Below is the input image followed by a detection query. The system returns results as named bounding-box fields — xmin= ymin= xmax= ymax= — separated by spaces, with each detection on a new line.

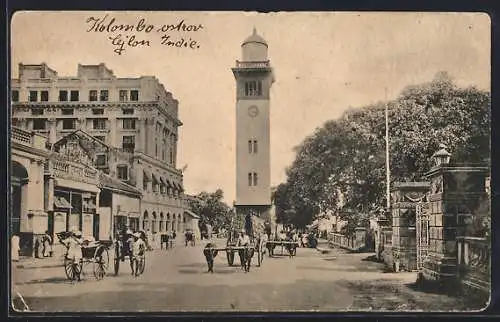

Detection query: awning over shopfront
xmin=54 ymin=196 xmax=72 ymax=209
xmin=99 ymin=172 xmax=142 ymax=198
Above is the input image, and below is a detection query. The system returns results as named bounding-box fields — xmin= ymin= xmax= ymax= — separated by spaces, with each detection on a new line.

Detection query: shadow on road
xmin=16 ymin=264 xmax=63 ymax=270
xmin=178 ymin=268 xmax=245 ymax=275
xmin=19 ymin=277 xmax=73 ymax=285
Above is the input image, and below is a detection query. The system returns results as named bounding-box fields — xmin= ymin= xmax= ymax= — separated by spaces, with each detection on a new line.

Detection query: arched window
xmin=143 ymin=211 xmax=149 ymax=230
xmin=160 ymin=212 xmax=165 ymax=232
xmin=152 ymin=211 xmax=157 ymax=233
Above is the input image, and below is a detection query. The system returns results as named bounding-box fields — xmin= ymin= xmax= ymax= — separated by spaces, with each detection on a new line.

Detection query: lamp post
xmin=431 ymin=144 xmax=451 ymax=168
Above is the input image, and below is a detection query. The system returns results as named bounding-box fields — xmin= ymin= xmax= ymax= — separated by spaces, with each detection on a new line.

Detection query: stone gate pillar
xmin=391 ymin=182 xmax=429 ymax=272
xmin=421 ymin=146 xmax=488 ymax=285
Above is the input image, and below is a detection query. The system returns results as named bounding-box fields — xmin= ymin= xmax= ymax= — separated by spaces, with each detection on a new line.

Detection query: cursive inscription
xmin=85 ymin=15 xmax=204 ymax=55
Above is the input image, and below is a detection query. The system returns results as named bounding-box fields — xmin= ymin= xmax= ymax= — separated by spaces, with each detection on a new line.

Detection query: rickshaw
xmin=56 ymin=231 xmax=111 ymax=281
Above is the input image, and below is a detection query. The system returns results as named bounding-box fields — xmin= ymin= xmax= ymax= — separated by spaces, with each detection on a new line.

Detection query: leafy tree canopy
xmin=275 ymin=72 xmax=490 ymax=236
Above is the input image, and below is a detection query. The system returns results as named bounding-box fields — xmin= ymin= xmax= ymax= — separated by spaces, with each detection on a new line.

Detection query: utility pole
xmin=385 ymin=87 xmax=391 ymax=212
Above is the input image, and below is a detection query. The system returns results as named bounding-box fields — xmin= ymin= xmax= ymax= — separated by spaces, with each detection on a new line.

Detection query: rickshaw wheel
xmin=94 ymin=246 xmax=109 ymax=280
xmin=113 ymin=246 xmax=120 ymax=276
xmin=257 ymin=240 xmax=264 ymax=267
xmin=136 ymin=255 xmax=146 ymax=275
xmin=64 ymin=257 xmax=75 ymax=280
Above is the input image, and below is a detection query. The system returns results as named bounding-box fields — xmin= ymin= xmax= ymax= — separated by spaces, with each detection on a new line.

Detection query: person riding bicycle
xmin=62 ymin=230 xmax=83 ymax=281
xmin=131 ymin=232 xmax=146 ymax=276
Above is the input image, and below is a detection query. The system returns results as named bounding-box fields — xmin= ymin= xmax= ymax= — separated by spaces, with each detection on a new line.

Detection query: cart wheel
xmin=94 ymin=246 xmax=110 ymax=280
xmin=227 ymin=251 xmax=234 ymax=266
xmin=64 ymin=257 xmax=75 ymax=280
xmin=113 ymin=245 xmax=121 ymax=276
xmin=257 ymin=241 xmax=264 ymax=267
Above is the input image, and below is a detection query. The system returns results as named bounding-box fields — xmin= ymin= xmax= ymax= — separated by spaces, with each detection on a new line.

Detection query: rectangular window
xmin=92 ymin=108 xmax=104 ymax=115
xmin=61 ymin=108 xmax=74 ymax=115
xmin=122 ymin=108 xmax=134 ymax=115
xmin=253 ymin=172 xmax=258 ymax=186
xmin=248 ymin=140 xmax=252 ymax=154
xmin=89 ymin=90 xmax=98 ymax=102
xmin=33 ymin=119 xmax=46 ymax=130
xmin=93 ymin=119 xmax=107 ymax=130
xmin=40 ymin=90 xmax=49 ymax=102
xmin=31 ymin=107 xmax=44 ymax=116
xmin=62 ymin=119 xmax=76 ymax=130
xmin=11 ymin=90 xmax=19 ymax=102
xmin=100 ymin=90 xmax=109 ymax=101
xmin=119 ymin=90 xmax=128 ymax=102
xmin=122 ymin=119 xmax=136 ymax=129
xmin=143 ymin=176 xmax=148 ymax=191
xmin=117 ymin=165 xmax=129 ymax=181
xmin=130 ymin=90 xmax=139 ymax=101
xmin=253 ymin=140 xmax=258 ymax=153
xmin=94 ymin=135 xmax=105 ymax=142
xmin=122 ymin=135 xmax=135 ymax=153
xmin=248 ymin=173 xmax=253 ymax=187
xmin=245 ymin=81 xmax=262 ymax=96
xmin=29 ymin=91 xmax=38 ymax=102
xmin=70 ymin=90 xmax=79 ymax=101
xmin=59 ymin=90 xmax=68 ymax=101
xmin=95 ymin=154 xmax=107 ymax=167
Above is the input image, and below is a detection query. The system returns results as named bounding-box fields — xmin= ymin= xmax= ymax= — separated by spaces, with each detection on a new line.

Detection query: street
xmin=12 ymin=238 xmax=473 ymax=312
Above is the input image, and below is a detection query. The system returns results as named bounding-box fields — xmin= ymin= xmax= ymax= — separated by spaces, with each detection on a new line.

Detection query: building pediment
xmin=53 ymin=130 xmax=111 ymax=167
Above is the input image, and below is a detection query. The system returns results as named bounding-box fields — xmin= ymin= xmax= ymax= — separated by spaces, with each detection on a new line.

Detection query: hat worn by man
xmin=73 ymin=230 xmax=82 ymax=237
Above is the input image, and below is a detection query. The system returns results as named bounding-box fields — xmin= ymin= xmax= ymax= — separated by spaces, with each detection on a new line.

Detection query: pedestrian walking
xmin=11 ymin=233 xmax=20 ymax=262
xmin=131 ymin=232 xmax=146 ymax=276
xmin=42 ymin=231 xmax=53 ymax=257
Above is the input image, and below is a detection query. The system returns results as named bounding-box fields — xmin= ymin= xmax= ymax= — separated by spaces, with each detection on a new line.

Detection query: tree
xmin=280 ymin=71 xmax=490 ymax=236
xmin=188 ymin=189 xmax=233 ymax=233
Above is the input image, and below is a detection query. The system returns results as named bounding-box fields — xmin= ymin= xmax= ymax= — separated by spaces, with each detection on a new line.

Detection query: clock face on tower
xmin=248 ymin=106 xmax=259 ymax=117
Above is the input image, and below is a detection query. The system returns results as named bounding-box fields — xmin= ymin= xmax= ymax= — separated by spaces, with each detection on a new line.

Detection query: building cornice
xmin=12 ymin=100 xmax=183 ymax=126
xmin=133 ymin=152 xmax=183 ymax=177
xmin=11 ymin=141 xmax=50 ymax=159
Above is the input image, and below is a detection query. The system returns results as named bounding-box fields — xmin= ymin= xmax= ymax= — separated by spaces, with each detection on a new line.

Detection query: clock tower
xmin=232 ymin=28 xmax=275 ymax=225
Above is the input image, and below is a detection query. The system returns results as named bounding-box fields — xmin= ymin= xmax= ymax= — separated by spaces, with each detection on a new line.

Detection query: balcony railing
xmin=235 ymin=61 xmax=270 ymax=69
xmin=11 ymin=126 xmax=48 ymax=149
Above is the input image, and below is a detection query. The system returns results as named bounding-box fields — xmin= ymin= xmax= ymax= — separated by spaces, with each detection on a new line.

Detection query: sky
xmin=11 ymin=11 xmax=491 ymax=204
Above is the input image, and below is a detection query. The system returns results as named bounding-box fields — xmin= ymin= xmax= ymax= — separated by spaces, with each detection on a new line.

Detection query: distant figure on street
xmin=11 ymin=233 xmax=20 ymax=262
xmin=203 ymin=242 xmax=218 ymax=273
xmin=237 ymin=229 xmax=250 ymax=247
xmin=131 ymin=232 xmax=146 ymax=276
xmin=42 ymin=231 xmax=53 ymax=257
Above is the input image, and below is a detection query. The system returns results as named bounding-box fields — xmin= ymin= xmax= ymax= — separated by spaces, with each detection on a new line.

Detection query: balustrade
xmin=457 ymin=236 xmax=490 ymax=291
xmin=235 ymin=60 xmax=270 ymax=68
xmin=12 ymin=127 xmax=32 ymax=144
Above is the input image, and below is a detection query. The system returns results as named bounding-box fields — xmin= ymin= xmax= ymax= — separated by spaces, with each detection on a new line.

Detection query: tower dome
xmin=242 ymin=27 xmax=268 ymax=47
xmin=241 ymin=28 xmax=268 ymax=62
